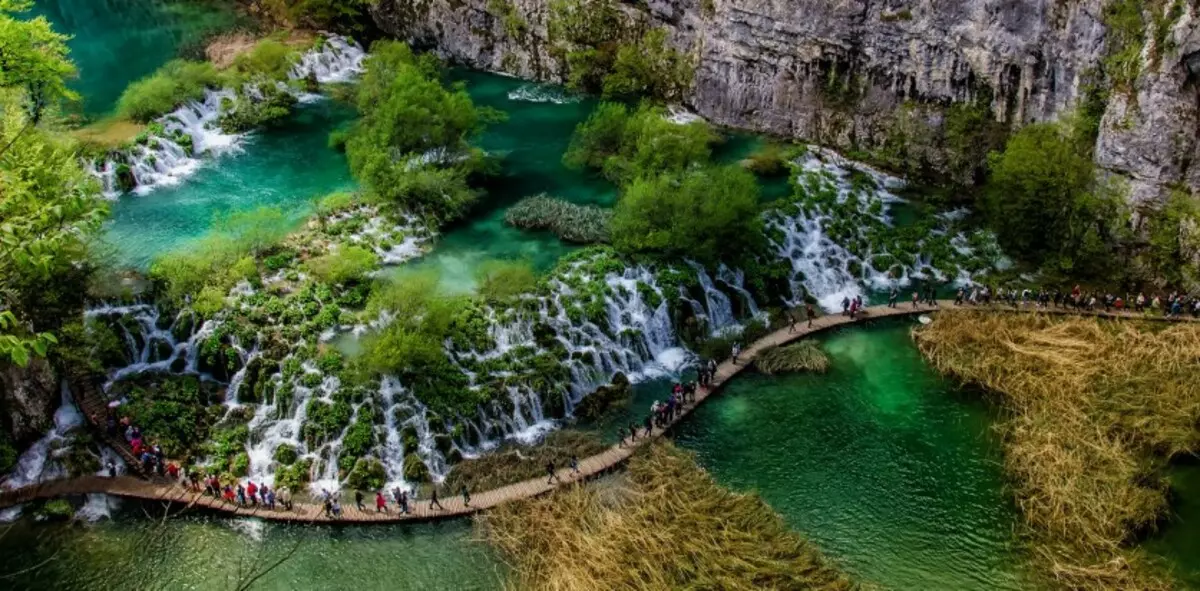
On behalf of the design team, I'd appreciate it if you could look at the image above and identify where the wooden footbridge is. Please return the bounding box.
[1,301,1193,523]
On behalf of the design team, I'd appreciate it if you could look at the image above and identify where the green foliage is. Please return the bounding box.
[1145,188,1200,286]
[504,194,612,243]
[305,245,378,285]
[284,0,371,32]
[122,375,222,458]
[487,0,528,39]
[0,94,107,362]
[0,0,78,117]
[611,165,763,263]
[116,60,223,122]
[346,456,386,490]
[563,102,717,185]
[228,37,298,83]
[275,458,312,490]
[475,260,537,302]
[983,122,1130,279]
[743,141,804,177]
[0,430,16,473]
[273,443,299,465]
[218,82,297,132]
[601,29,693,102]
[1102,0,1148,94]
[344,41,501,222]
[403,452,430,482]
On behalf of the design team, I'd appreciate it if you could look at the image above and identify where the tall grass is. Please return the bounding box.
[116,60,224,122]
[755,340,829,374]
[441,430,607,494]
[478,442,856,590]
[914,312,1200,589]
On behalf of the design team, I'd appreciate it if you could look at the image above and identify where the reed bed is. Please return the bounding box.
[504,194,612,244]
[441,430,608,494]
[913,312,1200,589]
[478,442,856,591]
[755,340,829,375]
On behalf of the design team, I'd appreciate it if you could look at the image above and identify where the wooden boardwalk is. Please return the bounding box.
[1,301,1194,522]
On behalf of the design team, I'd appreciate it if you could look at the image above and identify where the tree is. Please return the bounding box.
[0,91,107,365]
[610,165,763,263]
[563,102,716,185]
[983,122,1129,279]
[0,0,76,118]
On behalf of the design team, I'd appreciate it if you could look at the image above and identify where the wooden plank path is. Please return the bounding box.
[2,300,1195,522]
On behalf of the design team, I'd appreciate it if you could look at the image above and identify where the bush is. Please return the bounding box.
[346,457,386,490]
[403,452,430,482]
[218,82,297,132]
[611,165,763,263]
[475,260,538,301]
[116,60,224,122]
[563,102,716,185]
[504,194,612,244]
[228,37,298,82]
[754,341,829,375]
[305,245,378,285]
[274,443,299,465]
[121,375,222,458]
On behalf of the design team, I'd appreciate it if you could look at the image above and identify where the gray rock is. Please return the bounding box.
[0,357,59,447]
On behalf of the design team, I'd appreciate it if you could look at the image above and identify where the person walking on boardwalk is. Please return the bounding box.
[279,486,292,510]
[355,490,365,511]
[236,484,246,506]
[246,482,258,506]
[731,342,741,364]
[429,486,444,510]
[628,422,639,442]
[788,311,797,333]
[546,460,562,485]
[841,296,850,316]
[376,491,388,513]
[461,485,471,507]
[911,291,920,308]
[955,288,964,305]
[806,302,815,328]
[888,287,898,308]
[266,488,276,510]
[400,490,410,514]
[570,455,581,476]
[643,414,653,437]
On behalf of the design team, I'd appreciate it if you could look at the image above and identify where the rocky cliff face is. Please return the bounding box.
[0,358,59,446]
[372,0,1199,203]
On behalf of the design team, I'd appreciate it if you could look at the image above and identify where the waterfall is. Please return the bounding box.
[84,303,205,389]
[88,35,366,196]
[689,263,736,333]
[1,383,84,491]
[716,263,763,320]
[289,35,365,84]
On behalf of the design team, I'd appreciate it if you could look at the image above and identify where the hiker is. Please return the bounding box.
[376,491,388,512]
[247,482,258,506]
[643,414,653,437]
[888,287,898,308]
[806,302,815,328]
[911,291,919,308]
[628,422,639,441]
[841,296,850,316]
[546,460,562,484]
[279,486,292,510]
[400,490,410,514]
[848,298,859,320]
[684,380,697,404]
[266,488,276,510]
[188,470,200,490]
[927,286,939,306]
[570,455,581,476]
[617,427,627,447]
[259,484,270,505]
[731,342,741,364]
[106,460,117,479]
[236,484,246,506]
[461,486,471,507]
[355,490,365,511]
[331,499,342,518]
[788,311,797,333]
[430,487,444,510]
[223,485,236,504]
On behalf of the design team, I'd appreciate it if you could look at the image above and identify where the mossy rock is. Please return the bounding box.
[231,451,250,477]
[427,414,445,433]
[542,390,566,418]
[433,434,453,454]
[574,372,632,421]
[38,499,74,520]
[273,444,298,465]
[446,448,464,465]
[403,453,430,482]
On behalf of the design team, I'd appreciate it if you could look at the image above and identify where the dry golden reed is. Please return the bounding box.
[914,311,1200,590]
[755,340,830,375]
[478,442,856,591]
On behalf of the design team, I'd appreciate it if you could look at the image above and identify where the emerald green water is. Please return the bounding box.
[1147,463,1200,587]
[104,99,356,267]
[31,0,238,115]
[672,321,1029,589]
[0,508,503,590]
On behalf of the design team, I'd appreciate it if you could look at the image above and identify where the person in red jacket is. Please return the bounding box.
[246,481,259,506]
[375,491,388,513]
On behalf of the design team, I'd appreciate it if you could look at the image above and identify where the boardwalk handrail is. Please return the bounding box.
[2,301,1195,522]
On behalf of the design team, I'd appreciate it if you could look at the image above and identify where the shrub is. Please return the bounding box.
[117,60,223,122]
[475,260,538,301]
[273,443,299,465]
[346,457,386,490]
[218,82,297,132]
[228,37,298,83]
[754,341,829,375]
[305,245,378,285]
[611,165,763,263]
[563,102,717,185]
[504,194,612,244]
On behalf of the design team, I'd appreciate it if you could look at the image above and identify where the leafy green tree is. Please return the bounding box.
[610,165,763,263]
[305,245,378,285]
[0,0,76,126]
[983,122,1129,279]
[1145,188,1200,286]
[344,41,501,221]
[0,92,107,365]
[602,29,692,101]
[563,102,716,184]
[116,60,222,122]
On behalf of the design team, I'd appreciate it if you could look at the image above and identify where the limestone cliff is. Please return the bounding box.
[0,358,58,447]
[371,0,1200,203]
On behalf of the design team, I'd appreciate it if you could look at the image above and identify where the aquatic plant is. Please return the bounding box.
[441,430,607,494]
[479,441,855,590]
[504,194,612,244]
[754,340,829,375]
[914,312,1200,589]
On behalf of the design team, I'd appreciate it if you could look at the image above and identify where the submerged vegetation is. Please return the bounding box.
[480,441,855,590]
[441,430,608,493]
[915,312,1200,589]
[754,340,829,375]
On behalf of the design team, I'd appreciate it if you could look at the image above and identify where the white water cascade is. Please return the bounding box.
[689,262,736,333]
[1,384,85,491]
[91,35,366,197]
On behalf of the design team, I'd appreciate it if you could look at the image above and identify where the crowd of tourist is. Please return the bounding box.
[945,284,1200,317]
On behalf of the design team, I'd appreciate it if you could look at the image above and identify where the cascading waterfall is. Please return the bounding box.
[90,35,366,197]
[689,262,737,333]
[1,383,86,518]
